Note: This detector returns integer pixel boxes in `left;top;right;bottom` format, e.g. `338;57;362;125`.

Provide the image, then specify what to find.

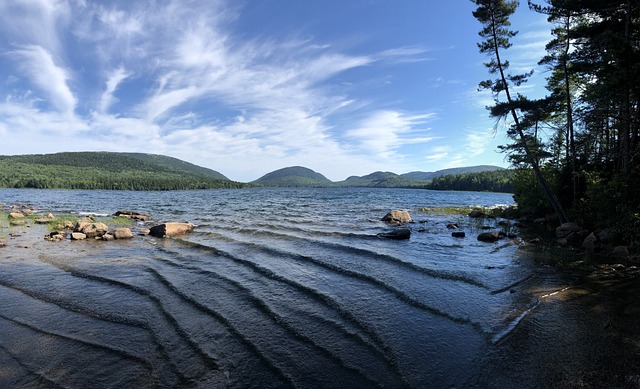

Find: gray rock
452;231;466;238
378;228;411;240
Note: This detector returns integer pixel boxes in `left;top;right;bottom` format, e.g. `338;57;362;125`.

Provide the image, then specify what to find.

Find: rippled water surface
0;187;545;388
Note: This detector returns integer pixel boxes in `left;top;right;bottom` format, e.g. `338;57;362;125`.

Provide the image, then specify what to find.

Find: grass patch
419;206;476;216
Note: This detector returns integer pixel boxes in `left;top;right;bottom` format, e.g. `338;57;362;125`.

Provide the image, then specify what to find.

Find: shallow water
0;187;568;388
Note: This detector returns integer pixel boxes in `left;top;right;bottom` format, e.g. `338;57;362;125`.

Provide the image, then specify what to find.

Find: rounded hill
253;166;333;187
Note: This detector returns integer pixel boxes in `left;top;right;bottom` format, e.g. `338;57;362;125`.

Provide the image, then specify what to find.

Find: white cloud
346;111;435;158
9;45;76;115
100;67;131;113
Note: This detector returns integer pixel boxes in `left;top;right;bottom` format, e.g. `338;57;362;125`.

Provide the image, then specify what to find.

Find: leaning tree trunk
489;10;570;224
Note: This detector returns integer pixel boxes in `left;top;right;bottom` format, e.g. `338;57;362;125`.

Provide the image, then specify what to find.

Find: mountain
0;152;243;190
401;165;504;181
337;171;427;188
1;151;228;180
252;166;333;187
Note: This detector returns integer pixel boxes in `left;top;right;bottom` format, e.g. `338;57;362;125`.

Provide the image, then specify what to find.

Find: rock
582;232;600;251
468;210;486;218
112;228;133;240
446;223;459;229
22;209;33;215
498;206;518;219
10;219;26;226
556;222;582;239
497;220;511;227
114;210;151;221
149;222;195;238
378;228;411;240
381;210;412;224
596;228;616;244
46;231;66;242
452;231;466;238
568;230;591;247
613;246;629;259
35;213;56;223
102;234;115;241
477;232;501;242
8;212;24;219
71;232;87;240
534;217;546;224
75;222;109;238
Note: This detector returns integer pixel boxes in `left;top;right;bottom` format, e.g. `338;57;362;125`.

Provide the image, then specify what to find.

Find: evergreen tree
471;0;569;222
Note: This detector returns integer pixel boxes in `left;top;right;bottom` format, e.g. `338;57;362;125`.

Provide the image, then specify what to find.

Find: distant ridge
253;166;333;187
401;165;504;181
251;165;506;189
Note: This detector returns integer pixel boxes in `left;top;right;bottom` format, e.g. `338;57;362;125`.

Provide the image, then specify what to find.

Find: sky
0;0;552;182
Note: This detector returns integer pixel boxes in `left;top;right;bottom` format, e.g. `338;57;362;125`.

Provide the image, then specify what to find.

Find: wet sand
472;271;640;388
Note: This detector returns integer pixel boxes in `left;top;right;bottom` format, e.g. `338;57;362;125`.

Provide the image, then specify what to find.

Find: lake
0;187;558;388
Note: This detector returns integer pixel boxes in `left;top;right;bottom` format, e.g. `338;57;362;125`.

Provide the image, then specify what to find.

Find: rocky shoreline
1;203;195;249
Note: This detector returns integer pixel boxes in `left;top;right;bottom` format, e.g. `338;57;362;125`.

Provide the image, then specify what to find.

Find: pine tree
471;0;569;223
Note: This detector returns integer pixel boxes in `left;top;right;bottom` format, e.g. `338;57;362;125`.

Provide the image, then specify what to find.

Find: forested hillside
0;152;245;190
427;170;513;193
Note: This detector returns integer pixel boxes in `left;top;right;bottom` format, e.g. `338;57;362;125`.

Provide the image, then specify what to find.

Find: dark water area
2;188;635;388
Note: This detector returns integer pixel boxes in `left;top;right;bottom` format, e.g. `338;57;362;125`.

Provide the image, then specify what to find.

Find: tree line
471;0;640;242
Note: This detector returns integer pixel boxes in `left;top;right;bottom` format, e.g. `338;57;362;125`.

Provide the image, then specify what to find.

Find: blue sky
0;0;551;182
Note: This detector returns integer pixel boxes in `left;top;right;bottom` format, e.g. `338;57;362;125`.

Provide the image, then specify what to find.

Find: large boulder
75;221;109;238
149;222;195;238
382;210;412;224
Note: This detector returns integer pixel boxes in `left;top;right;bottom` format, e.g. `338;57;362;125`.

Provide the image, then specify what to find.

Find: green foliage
0;152;248;191
427;170;514;193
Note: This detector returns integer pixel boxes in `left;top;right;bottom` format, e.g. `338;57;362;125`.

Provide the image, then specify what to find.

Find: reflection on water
0;187;591;388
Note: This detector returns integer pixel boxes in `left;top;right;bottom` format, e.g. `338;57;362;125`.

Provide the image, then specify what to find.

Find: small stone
452;231;466;238
102;234;115;241
447;223;459;229
71;232;87;241
8;212;24;219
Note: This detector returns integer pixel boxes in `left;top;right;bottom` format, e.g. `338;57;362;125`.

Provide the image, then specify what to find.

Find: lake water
0;187;553;388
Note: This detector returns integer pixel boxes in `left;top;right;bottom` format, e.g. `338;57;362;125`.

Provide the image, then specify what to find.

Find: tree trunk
489;7;570;223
